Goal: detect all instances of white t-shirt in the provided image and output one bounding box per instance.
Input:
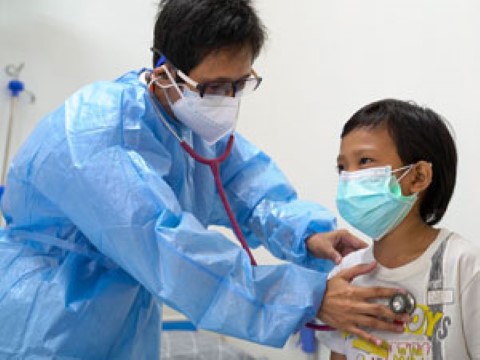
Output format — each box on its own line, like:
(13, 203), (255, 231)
(318, 228), (480, 360)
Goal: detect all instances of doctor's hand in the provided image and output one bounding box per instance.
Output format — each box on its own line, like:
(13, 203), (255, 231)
(306, 229), (367, 264)
(317, 261), (410, 346)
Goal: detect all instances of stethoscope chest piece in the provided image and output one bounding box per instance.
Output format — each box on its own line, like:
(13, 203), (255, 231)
(389, 292), (416, 315)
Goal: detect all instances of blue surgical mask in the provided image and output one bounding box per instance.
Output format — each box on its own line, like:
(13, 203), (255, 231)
(336, 165), (417, 240)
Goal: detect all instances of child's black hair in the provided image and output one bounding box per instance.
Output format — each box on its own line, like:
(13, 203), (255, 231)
(341, 99), (457, 225)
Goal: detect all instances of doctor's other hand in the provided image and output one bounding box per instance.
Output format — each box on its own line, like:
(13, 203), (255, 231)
(306, 229), (367, 264)
(317, 261), (410, 346)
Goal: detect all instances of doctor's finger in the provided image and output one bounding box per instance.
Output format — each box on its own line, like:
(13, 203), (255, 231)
(345, 318), (399, 348)
(320, 245), (343, 265)
(354, 285), (405, 301)
(349, 298), (411, 323)
(349, 313), (406, 338)
(336, 261), (378, 282)
(347, 326), (385, 348)
(336, 229), (368, 251)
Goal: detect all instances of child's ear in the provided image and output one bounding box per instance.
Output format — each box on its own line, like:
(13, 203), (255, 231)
(410, 161), (433, 193)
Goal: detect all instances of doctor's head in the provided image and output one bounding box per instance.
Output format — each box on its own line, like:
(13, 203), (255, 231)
(152, 0), (265, 98)
(153, 0), (266, 75)
(150, 0), (266, 144)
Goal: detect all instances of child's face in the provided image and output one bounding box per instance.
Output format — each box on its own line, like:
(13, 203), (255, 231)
(337, 126), (404, 174)
(336, 125), (435, 237)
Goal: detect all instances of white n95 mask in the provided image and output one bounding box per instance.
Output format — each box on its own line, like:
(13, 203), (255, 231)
(172, 88), (240, 145)
(336, 165), (417, 240)
(150, 66), (240, 145)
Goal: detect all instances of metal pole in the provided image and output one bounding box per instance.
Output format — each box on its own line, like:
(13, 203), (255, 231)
(1, 96), (18, 226)
(1, 96), (17, 186)
(1, 63), (34, 226)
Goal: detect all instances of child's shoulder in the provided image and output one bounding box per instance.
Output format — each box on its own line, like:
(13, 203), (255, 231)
(444, 229), (480, 275)
(343, 245), (373, 265)
(446, 229), (480, 256)
(329, 244), (373, 278)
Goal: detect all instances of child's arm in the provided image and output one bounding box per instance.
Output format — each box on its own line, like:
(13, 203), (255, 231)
(331, 351), (346, 360)
(462, 264), (480, 358)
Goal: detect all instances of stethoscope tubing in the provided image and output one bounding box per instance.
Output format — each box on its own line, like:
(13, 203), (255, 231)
(149, 86), (333, 330)
(180, 136), (257, 266)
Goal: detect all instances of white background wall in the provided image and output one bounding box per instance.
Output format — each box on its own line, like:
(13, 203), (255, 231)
(1, 0), (480, 359)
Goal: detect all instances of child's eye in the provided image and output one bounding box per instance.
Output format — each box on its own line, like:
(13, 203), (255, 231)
(359, 157), (374, 166)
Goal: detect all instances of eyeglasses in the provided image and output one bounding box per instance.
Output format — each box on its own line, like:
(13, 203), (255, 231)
(176, 69), (262, 98)
(150, 47), (262, 98)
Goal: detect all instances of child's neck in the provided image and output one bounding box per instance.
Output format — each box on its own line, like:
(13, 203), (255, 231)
(373, 216), (439, 268)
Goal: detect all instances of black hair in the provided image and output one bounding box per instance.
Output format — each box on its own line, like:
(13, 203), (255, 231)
(153, 0), (266, 73)
(341, 99), (457, 225)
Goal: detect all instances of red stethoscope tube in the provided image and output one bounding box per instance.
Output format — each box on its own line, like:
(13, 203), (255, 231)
(181, 134), (333, 331)
(148, 84), (333, 330)
(180, 135), (257, 266)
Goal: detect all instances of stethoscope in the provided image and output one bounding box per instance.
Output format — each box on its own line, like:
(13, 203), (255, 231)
(147, 80), (337, 330)
(147, 76), (416, 332)
(147, 80), (257, 266)
(389, 292), (416, 315)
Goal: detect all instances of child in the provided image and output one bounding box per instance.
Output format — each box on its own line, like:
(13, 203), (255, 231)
(322, 99), (480, 359)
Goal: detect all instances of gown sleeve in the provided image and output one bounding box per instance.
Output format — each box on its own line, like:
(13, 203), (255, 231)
(8, 81), (329, 347)
(212, 133), (337, 272)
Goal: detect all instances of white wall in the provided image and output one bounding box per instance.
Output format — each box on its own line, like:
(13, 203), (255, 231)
(244, 0), (480, 245)
(2, 0), (479, 243)
(1, 0), (480, 358)
(0, 0), (156, 166)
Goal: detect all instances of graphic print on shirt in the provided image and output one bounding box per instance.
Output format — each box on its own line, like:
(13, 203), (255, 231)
(341, 235), (453, 360)
(345, 304), (450, 359)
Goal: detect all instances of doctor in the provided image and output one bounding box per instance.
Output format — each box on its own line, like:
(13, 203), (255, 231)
(0, 0), (408, 358)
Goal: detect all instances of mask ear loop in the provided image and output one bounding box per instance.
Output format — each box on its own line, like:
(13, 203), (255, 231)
(149, 66), (184, 98)
(230, 98), (241, 134)
(160, 65), (184, 99)
(147, 62), (184, 143)
(148, 66), (189, 126)
(392, 164), (421, 199)
(396, 162), (433, 192)
(147, 88), (182, 143)
(394, 164), (415, 183)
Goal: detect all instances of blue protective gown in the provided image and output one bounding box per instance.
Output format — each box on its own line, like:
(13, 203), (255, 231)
(0, 70), (336, 359)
